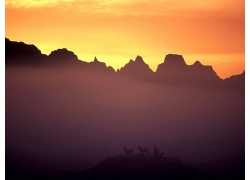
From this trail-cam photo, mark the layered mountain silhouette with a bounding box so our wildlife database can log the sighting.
[5,38,245,180]
[5,38,244,90]
[5,38,115,74]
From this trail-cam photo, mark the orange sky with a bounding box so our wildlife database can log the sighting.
[5,0,245,79]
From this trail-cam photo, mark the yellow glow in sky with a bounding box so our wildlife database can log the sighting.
[5,0,245,78]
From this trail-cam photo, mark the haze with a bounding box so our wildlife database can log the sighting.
[5,64,244,176]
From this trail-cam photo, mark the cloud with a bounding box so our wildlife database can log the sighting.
[6,0,59,8]
[5,0,244,17]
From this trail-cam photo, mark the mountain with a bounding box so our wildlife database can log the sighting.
[48,48,82,65]
[86,57,115,74]
[117,55,153,81]
[5,38,244,89]
[188,61,221,83]
[5,38,245,179]
[46,48,91,71]
[5,38,47,66]
[5,38,115,74]
[156,54,187,81]
[223,71,245,92]
[155,54,221,86]
[73,155,210,180]
[48,49,115,73]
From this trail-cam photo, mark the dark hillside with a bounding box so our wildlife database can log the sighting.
[73,155,211,180]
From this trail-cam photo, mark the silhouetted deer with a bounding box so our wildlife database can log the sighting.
[153,146,164,158]
[153,147,159,155]
[138,145,149,154]
[123,147,134,155]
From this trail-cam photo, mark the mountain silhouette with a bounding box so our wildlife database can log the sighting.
[5,38,245,179]
[5,38,47,66]
[74,155,210,180]
[46,48,93,71]
[189,61,220,82]
[86,57,115,74]
[158,54,187,68]
[5,38,116,74]
[5,38,244,90]
[118,55,154,81]
[223,71,245,92]
[155,54,221,86]
[48,48,81,64]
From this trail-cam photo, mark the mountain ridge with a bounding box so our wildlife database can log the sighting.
[5,38,245,90]
[5,38,244,76]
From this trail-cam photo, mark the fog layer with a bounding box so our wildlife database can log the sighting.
[5,66,244,176]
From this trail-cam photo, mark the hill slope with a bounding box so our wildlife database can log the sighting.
[73,155,210,180]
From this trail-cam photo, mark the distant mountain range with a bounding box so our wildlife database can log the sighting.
[5,38,245,91]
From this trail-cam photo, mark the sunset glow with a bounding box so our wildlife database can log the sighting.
[5,0,245,79]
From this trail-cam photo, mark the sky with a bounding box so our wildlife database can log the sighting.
[3,1,248,178]
[5,0,245,78]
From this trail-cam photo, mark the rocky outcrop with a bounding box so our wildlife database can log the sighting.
[86,57,115,74]
[48,48,79,62]
[118,55,153,81]
[155,54,221,87]
[5,38,47,66]
[47,48,86,68]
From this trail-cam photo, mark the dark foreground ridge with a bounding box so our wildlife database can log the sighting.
[63,155,211,180]
[6,155,245,180]
[5,38,245,91]
[58,155,244,180]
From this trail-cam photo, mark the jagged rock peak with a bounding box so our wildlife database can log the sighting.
[129,59,134,63]
[193,61,203,66]
[93,56,99,62]
[192,61,210,68]
[135,55,144,63]
[192,61,213,69]
[92,57,105,65]
[164,54,187,66]
[91,57,108,68]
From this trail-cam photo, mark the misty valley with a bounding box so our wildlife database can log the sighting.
[5,39,245,179]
